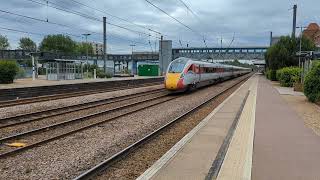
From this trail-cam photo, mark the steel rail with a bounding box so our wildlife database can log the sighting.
[73,74,252,180]
[0,95,178,158]
[0,82,163,108]
[0,88,166,129]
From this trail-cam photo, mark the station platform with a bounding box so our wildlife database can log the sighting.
[0,75,162,89]
[138,74,320,180]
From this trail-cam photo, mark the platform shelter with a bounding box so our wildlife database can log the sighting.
[45,59,83,80]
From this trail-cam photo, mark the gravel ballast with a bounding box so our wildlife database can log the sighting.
[0,90,167,138]
[0,84,163,119]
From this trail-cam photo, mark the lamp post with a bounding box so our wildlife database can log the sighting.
[82,33,91,78]
[296,26,307,82]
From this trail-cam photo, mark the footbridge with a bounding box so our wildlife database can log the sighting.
[172,46,268,60]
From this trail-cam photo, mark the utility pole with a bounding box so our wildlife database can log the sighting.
[160,35,163,75]
[292,4,297,38]
[270,31,273,46]
[103,16,107,73]
[82,33,91,78]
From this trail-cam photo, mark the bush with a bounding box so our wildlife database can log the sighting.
[15,67,26,79]
[304,61,320,102]
[0,60,19,84]
[276,67,301,87]
[97,69,112,78]
[266,69,277,81]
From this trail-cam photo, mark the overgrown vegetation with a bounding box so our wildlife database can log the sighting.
[222,59,257,70]
[265,36,315,82]
[304,61,320,102]
[276,67,301,87]
[83,64,112,78]
[19,37,36,51]
[39,34,94,55]
[0,60,19,84]
[266,69,277,81]
[0,34,10,50]
[39,34,77,54]
[265,36,315,71]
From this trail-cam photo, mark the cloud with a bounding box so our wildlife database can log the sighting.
[0,0,318,53]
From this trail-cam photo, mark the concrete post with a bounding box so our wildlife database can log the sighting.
[159,37,172,75]
[103,17,107,73]
[32,55,35,80]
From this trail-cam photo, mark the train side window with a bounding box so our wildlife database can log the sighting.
[200,67,204,73]
[194,65,200,74]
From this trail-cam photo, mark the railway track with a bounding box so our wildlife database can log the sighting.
[0,81,163,108]
[0,91,178,158]
[73,74,252,180]
[0,88,166,129]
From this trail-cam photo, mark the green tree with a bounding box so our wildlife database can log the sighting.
[0,34,10,50]
[39,34,77,54]
[223,59,257,70]
[265,35,316,71]
[76,42,93,56]
[19,37,37,51]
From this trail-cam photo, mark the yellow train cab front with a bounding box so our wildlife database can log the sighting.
[165,73,181,90]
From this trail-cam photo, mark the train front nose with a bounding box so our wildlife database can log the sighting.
[165,73,184,90]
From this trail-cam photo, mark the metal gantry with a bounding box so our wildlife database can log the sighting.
[172,47,268,60]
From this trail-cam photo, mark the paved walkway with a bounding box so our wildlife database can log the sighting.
[252,77,320,180]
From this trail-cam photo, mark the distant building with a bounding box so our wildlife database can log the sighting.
[302,23,320,47]
[271,37,281,46]
[89,42,104,55]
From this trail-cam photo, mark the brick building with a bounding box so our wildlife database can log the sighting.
[303,23,320,47]
[89,42,104,55]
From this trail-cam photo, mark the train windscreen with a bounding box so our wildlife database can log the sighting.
[168,60,187,73]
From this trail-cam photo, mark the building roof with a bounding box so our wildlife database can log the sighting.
[303,23,320,47]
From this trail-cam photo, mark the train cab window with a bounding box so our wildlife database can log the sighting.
[168,59,187,73]
[187,64,194,73]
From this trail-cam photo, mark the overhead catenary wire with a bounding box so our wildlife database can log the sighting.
[0,8,160,47]
[177,0,200,20]
[144,0,201,36]
[66,0,162,35]
[0,9,90,38]
[0,26,47,36]
[144,0,207,47]
[24,0,160,39]
[1,25,151,52]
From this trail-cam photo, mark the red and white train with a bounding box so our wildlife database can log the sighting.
[165,57,251,91]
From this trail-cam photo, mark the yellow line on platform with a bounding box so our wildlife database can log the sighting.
[217,76,258,180]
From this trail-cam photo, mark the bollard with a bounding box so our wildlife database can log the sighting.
[94,69,97,79]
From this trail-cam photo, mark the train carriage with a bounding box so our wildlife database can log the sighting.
[165,57,251,91]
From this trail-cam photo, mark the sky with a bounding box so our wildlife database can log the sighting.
[0,0,318,54]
